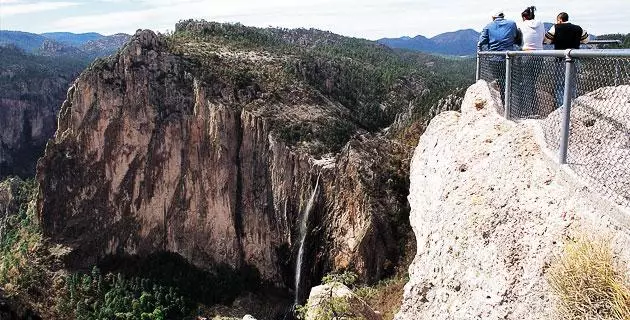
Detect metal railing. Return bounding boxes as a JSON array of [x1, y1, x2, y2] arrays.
[[583, 39, 623, 49], [476, 48, 630, 207]]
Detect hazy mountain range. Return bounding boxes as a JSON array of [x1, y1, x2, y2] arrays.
[[378, 24, 557, 56], [379, 29, 481, 56], [0, 30, 130, 59]]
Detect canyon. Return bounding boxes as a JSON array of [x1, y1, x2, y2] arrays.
[[34, 21, 469, 308]]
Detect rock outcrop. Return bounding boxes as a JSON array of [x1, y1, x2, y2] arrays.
[[36, 25, 418, 294], [396, 81, 630, 319], [0, 178, 21, 218], [305, 282, 381, 320]]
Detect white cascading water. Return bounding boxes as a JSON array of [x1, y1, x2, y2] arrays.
[[294, 175, 320, 304]]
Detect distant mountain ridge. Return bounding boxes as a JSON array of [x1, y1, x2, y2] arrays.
[[378, 29, 481, 56], [40, 32, 104, 46], [0, 30, 130, 58], [379, 24, 561, 56]]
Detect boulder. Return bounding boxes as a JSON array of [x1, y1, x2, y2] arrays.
[[305, 282, 382, 320]]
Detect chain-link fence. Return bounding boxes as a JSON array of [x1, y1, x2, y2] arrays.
[[477, 49, 630, 207]]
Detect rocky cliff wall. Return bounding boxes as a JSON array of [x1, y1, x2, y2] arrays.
[[396, 81, 630, 319], [0, 43, 123, 180], [36, 29, 411, 293], [0, 73, 70, 179]]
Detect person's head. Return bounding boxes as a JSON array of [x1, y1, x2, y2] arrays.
[[522, 6, 536, 21], [557, 12, 569, 23], [491, 10, 504, 20]]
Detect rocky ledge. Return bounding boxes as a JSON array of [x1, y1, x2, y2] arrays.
[[396, 81, 630, 319]]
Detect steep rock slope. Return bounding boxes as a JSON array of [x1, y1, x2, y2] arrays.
[[36, 21, 469, 295], [0, 46, 85, 178], [396, 81, 630, 319], [0, 34, 129, 180]]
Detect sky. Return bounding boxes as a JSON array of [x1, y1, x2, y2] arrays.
[[1, 0, 628, 39]]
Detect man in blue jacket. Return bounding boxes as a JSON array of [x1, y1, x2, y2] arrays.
[[478, 10, 519, 103]]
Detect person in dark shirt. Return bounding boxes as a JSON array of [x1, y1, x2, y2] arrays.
[[544, 12, 589, 106], [544, 12, 589, 49]]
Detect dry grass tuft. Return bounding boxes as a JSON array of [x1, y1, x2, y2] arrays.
[[547, 237, 630, 319]]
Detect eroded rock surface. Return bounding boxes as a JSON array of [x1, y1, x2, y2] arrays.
[[396, 81, 630, 319]]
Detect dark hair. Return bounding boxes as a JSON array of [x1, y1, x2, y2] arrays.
[[558, 12, 569, 22], [522, 6, 536, 20]]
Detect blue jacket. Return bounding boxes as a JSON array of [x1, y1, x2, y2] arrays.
[[478, 18, 519, 51]]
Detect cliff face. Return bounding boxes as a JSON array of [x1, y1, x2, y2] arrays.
[[396, 81, 630, 319], [36, 27, 418, 292], [0, 41, 130, 180], [0, 46, 82, 179]]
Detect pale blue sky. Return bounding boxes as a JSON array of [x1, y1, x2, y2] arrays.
[[1, 0, 628, 39]]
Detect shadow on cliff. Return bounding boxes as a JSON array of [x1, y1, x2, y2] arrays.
[[98, 252, 293, 316]]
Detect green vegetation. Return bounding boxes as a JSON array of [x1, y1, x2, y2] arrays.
[[296, 271, 410, 320], [0, 178, 265, 319], [58, 268, 188, 320], [355, 276, 409, 320], [98, 253, 262, 307], [0, 45, 86, 86], [296, 271, 361, 320], [547, 236, 630, 319], [165, 20, 474, 152], [0, 178, 43, 297]]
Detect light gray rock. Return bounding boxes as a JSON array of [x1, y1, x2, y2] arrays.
[[396, 81, 630, 320], [305, 282, 382, 320], [543, 85, 630, 206], [242, 315, 257, 320]]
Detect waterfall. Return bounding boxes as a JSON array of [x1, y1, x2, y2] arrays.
[[294, 175, 320, 304]]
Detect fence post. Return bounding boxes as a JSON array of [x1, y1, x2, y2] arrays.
[[504, 53, 512, 119], [614, 60, 620, 86], [559, 50, 575, 164], [476, 51, 481, 81]]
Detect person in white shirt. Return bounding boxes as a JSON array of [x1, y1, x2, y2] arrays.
[[516, 6, 545, 116], [518, 6, 545, 50]]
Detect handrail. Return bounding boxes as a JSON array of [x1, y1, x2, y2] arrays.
[[478, 49, 630, 58], [475, 48, 630, 164], [588, 39, 623, 45]]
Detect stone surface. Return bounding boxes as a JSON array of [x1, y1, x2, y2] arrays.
[[396, 80, 630, 320], [543, 85, 630, 206], [305, 282, 382, 320]]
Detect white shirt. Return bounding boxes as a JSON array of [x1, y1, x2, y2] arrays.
[[518, 19, 545, 50]]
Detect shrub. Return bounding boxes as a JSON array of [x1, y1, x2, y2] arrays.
[[322, 271, 358, 288], [0, 178, 43, 296], [58, 267, 189, 320], [547, 236, 630, 319], [296, 272, 361, 320]]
